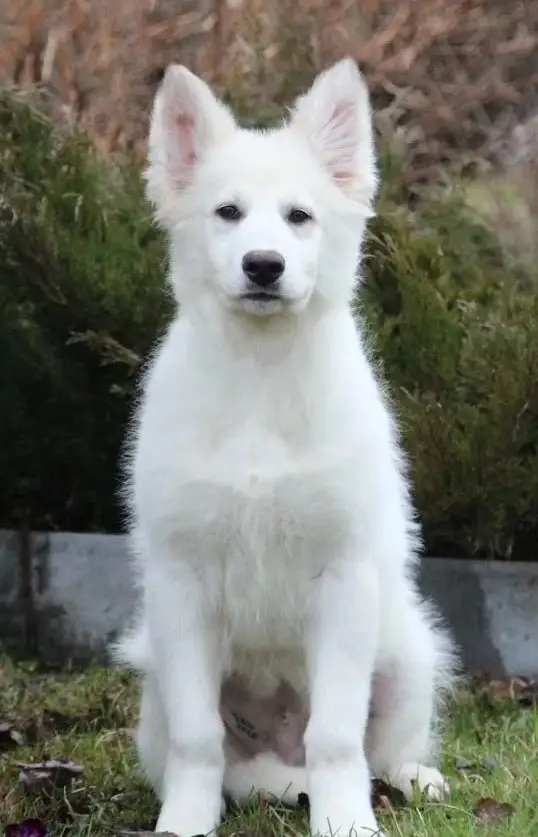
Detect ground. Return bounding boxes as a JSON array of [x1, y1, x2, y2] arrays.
[[1, 654, 537, 836]]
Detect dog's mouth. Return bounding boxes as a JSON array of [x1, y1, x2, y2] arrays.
[[241, 291, 282, 302]]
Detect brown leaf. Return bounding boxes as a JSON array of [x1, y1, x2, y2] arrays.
[[16, 757, 84, 798], [517, 678, 538, 708], [474, 797, 515, 824], [0, 720, 24, 751], [371, 778, 407, 809], [471, 674, 535, 705]]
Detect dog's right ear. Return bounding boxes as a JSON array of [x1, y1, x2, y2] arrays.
[[288, 58, 377, 209], [145, 65, 236, 220]]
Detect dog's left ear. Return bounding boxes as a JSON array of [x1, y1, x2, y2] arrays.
[[289, 59, 377, 208], [145, 65, 237, 224]]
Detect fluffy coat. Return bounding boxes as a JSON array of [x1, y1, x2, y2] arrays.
[[115, 58, 457, 837]]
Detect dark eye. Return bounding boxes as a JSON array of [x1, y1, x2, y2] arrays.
[[287, 208, 313, 225], [216, 203, 243, 222]]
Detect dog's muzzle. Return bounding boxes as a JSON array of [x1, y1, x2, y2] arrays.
[[241, 290, 282, 302]]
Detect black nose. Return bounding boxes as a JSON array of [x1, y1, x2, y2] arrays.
[[242, 250, 285, 287]]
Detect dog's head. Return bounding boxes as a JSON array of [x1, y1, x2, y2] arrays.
[[146, 58, 377, 317]]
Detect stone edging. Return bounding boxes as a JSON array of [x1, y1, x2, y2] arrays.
[[0, 529, 537, 675]]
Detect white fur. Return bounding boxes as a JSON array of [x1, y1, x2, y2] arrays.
[[115, 58, 456, 837]]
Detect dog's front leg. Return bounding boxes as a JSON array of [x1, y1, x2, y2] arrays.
[[145, 559, 225, 837], [305, 561, 383, 837]]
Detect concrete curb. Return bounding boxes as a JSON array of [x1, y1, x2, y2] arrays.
[[1, 529, 537, 675]]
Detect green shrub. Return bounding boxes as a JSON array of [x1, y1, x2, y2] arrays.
[[1, 88, 536, 558], [363, 188, 538, 559], [0, 88, 171, 533]]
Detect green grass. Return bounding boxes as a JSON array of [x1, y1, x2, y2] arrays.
[[1, 655, 537, 836]]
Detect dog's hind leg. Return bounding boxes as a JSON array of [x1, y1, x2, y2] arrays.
[[114, 625, 171, 799], [136, 673, 169, 797], [366, 599, 455, 801]]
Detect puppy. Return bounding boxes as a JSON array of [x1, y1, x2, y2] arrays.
[[116, 57, 456, 837]]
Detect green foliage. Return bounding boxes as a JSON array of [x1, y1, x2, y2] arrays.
[[1, 89, 536, 557], [362, 190, 538, 558], [0, 88, 171, 532]]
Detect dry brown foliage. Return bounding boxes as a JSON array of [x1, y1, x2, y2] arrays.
[[1, 0, 537, 180]]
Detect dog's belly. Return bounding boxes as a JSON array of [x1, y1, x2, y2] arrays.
[[220, 666, 388, 768], [221, 670, 308, 767]]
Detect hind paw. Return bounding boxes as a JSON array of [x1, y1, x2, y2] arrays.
[[385, 762, 449, 801]]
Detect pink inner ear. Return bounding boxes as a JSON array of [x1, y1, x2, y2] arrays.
[[332, 100, 354, 126], [322, 99, 357, 184], [176, 112, 197, 167]]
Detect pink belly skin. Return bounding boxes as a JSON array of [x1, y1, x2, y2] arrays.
[[220, 672, 386, 767]]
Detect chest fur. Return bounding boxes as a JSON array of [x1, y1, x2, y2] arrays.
[[171, 459, 357, 643]]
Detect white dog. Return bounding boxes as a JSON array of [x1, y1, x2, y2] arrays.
[[116, 58, 456, 837]]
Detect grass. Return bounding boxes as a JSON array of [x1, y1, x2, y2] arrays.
[[1, 655, 537, 836]]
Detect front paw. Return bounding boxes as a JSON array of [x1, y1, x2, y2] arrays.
[[156, 799, 221, 836], [386, 762, 449, 801], [308, 756, 385, 837]]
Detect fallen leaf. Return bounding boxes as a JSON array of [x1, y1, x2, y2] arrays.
[[518, 677, 538, 708], [471, 674, 537, 707], [0, 720, 24, 751], [371, 778, 407, 809], [474, 796, 515, 824], [3, 818, 49, 837], [16, 757, 83, 798]]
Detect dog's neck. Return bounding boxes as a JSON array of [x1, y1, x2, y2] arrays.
[[171, 298, 361, 441], [167, 294, 369, 450], [183, 295, 352, 369]]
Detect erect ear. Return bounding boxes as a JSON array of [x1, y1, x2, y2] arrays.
[[288, 58, 378, 209], [145, 64, 236, 221]]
